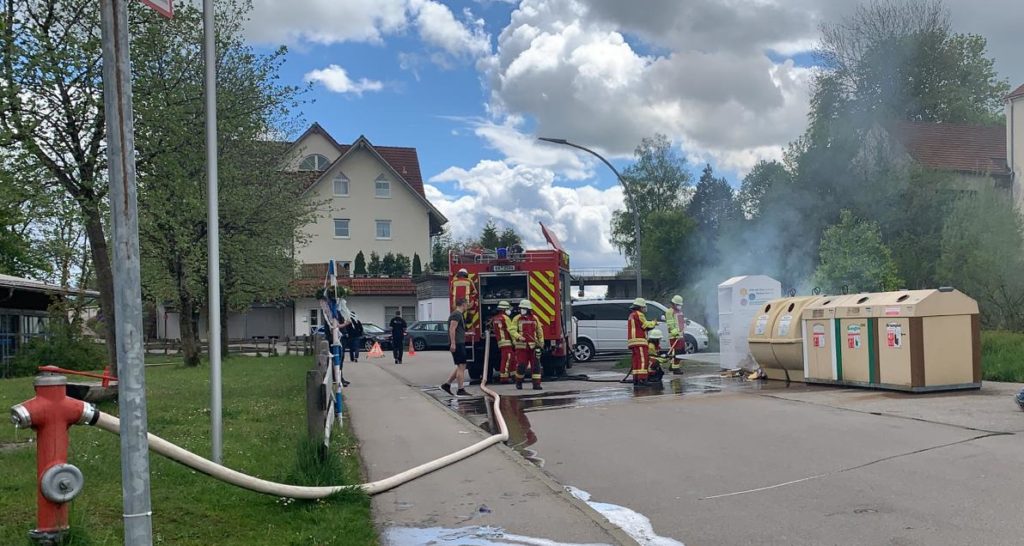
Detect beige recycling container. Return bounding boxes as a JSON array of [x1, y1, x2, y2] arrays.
[[834, 294, 879, 385], [748, 298, 790, 371], [767, 296, 824, 382], [866, 288, 980, 392], [801, 295, 860, 384]]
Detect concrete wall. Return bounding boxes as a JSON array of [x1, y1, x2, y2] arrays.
[[295, 146, 432, 266], [418, 297, 450, 322], [293, 295, 418, 336], [156, 304, 293, 340]]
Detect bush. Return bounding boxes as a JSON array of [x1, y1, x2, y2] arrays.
[[8, 323, 106, 377], [981, 331, 1024, 382]]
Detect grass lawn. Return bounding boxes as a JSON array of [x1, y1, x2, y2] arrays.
[[0, 355, 377, 546], [982, 331, 1024, 382]]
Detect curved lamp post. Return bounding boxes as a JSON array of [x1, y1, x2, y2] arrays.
[[538, 138, 642, 297]]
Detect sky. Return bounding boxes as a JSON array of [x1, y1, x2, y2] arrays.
[[242, 0, 1024, 269]]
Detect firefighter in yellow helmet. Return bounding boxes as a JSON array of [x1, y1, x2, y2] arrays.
[[647, 329, 667, 382], [665, 294, 686, 374], [451, 268, 477, 328], [491, 301, 516, 383], [626, 297, 656, 385], [511, 299, 544, 390]]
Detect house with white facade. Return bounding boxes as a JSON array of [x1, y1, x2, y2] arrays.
[[156, 123, 447, 340]]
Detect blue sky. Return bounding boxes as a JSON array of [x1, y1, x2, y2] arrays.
[[242, 0, 1020, 268]]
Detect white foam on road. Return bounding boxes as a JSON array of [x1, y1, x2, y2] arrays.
[[566, 486, 685, 546], [383, 525, 612, 546]]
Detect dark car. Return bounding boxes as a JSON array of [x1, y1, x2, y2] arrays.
[[407, 321, 451, 351], [361, 322, 391, 350]]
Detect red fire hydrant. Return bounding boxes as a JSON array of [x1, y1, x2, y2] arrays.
[[9, 371, 98, 544]]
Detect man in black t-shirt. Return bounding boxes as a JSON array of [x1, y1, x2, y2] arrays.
[[389, 310, 408, 364], [440, 298, 469, 396]]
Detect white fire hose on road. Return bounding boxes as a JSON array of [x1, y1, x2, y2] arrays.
[[92, 337, 506, 499]]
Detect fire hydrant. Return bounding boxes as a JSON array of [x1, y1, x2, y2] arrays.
[[9, 372, 98, 544]]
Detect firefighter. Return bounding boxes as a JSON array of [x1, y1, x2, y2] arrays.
[[491, 301, 516, 383], [647, 329, 666, 383], [665, 294, 686, 374], [451, 268, 477, 328], [627, 297, 656, 385], [511, 299, 544, 390]]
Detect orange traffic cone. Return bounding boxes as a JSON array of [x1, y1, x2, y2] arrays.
[[408, 337, 416, 356], [368, 342, 385, 358]]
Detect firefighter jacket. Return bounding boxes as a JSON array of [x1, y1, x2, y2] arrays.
[[511, 313, 544, 349], [450, 277, 476, 309], [665, 305, 685, 339], [491, 313, 514, 348], [627, 310, 656, 347]]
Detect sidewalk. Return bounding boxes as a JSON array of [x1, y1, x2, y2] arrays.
[[342, 352, 631, 545]]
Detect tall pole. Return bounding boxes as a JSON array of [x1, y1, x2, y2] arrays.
[[98, 0, 154, 543], [538, 138, 642, 297], [204, 0, 223, 464]]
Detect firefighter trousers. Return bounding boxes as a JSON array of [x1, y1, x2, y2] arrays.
[[630, 344, 649, 383], [498, 346, 516, 383], [669, 337, 685, 370], [515, 347, 542, 385]]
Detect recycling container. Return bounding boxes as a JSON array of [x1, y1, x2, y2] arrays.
[[868, 288, 980, 392], [748, 297, 790, 372], [718, 275, 782, 371], [801, 295, 860, 383], [767, 295, 824, 382]]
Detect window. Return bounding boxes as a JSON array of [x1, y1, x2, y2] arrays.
[[298, 154, 330, 171], [309, 309, 318, 327], [385, 306, 417, 322], [374, 176, 390, 198], [333, 173, 349, 196], [334, 218, 350, 238], [375, 220, 391, 240]]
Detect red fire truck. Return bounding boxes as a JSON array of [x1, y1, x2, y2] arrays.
[[449, 223, 575, 380]]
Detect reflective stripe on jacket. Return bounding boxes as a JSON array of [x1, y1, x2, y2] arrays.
[[511, 314, 543, 349], [492, 313, 513, 347], [666, 305, 685, 339], [627, 310, 655, 347]]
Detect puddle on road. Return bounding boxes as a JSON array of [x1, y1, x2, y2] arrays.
[[566, 487, 685, 546], [383, 525, 612, 546]]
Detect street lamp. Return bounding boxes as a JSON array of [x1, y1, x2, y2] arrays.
[[538, 137, 643, 297]]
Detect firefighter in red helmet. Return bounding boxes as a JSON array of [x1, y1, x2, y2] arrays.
[[627, 297, 656, 385], [511, 299, 544, 390]]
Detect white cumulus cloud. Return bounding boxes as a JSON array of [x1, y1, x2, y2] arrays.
[[304, 65, 384, 96], [409, 0, 492, 59], [245, 0, 408, 45]]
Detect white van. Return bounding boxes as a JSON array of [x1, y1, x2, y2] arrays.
[[570, 299, 710, 362]]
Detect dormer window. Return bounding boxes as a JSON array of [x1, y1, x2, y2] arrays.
[[299, 154, 330, 171], [333, 173, 350, 196], [375, 175, 391, 198]]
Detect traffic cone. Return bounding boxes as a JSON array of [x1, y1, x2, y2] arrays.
[[408, 337, 416, 356], [369, 342, 385, 358]]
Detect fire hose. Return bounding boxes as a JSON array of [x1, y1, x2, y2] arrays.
[[90, 337, 507, 499]]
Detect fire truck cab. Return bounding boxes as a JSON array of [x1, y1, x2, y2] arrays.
[[449, 223, 575, 380]]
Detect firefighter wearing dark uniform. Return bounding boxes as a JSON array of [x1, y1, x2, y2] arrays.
[[511, 299, 544, 390], [451, 268, 477, 329], [627, 297, 656, 385], [666, 294, 686, 374], [491, 300, 516, 383]]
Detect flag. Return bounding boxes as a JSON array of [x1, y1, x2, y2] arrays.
[[328, 259, 337, 288]]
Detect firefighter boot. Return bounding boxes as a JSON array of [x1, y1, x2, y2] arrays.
[[515, 379, 523, 390], [532, 381, 543, 390]]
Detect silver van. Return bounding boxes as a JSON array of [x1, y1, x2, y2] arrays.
[[570, 299, 710, 362]]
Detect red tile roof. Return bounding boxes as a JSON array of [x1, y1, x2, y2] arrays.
[[889, 121, 1009, 176], [293, 264, 415, 296], [329, 144, 425, 198], [1008, 83, 1024, 100]]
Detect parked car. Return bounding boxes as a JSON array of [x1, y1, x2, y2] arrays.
[[361, 323, 391, 350], [407, 321, 453, 351], [570, 299, 710, 363]]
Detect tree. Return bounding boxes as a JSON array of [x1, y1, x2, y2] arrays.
[[937, 190, 1024, 331], [479, 220, 500, 249], [688, 164, 741, 233], [412, 253, 422, 276], [0, 0, 119, 367], [367, 251, 381, 276], [738, 160, 790, 219], [430, 227, 453, 271], [497, 226, 522, 249], [380, 252, 397, 277], [639, 209, 696, 298], [354, 251, 367, 275], [611, 134, 692, 261], [813, 210, 903, 294]]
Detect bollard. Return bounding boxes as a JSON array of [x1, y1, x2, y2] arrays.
[[9, 372, 98, 545]]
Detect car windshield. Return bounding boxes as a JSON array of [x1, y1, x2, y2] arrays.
[[363, 323, 384, 334]]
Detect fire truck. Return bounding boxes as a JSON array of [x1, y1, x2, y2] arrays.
[[449, 223, 575, 380]]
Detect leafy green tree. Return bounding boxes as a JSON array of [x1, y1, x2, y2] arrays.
[[738, 160, 790, 219], [813, 210, 903, 294], [411, 253, 422, 276], [479, 220, 500, 249], [393, 253, 412, 277], [354, 251, 367, 275], [367, 251, 381, 276], [380, 252, 397, 277], [639, 209, 696, 298], [937, 190, 1024, 330], [497, 226, 522, 249], [611, 134, 692, 262], [430, 227, 453, 271]]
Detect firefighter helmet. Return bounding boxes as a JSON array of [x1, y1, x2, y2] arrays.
[[518, 299, 533, 310], [631, 297, 647, 309], [457, 268, 469, 277], [671, 295, 683, 305], [497, 300, 511, 309], [648, 329, 663, 340]]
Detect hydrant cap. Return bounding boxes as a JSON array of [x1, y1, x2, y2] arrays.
[[34, 374, 67, 387], [10, 404, 30, 428]]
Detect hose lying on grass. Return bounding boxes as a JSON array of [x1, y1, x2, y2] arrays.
[[92, 338, 507, 499]]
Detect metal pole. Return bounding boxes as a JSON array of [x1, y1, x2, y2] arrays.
[[537, 138, 643, 296], [204, 0, 223, 464], [98, 0, 154, 543]]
